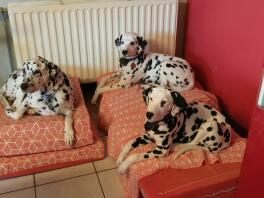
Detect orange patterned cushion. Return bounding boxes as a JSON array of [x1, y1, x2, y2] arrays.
[[0, 78, 94, 156]]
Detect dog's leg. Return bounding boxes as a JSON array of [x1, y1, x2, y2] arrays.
[[91, 78, 129, 104], [5, 98, 28, 120], [97, 72, 121, 89], [173, 120, 219, 160], [91, 73, 122, 104], [0, 89, 12, 110], [12, 90, 26, 110], [116, 134, 153, 166], [63, 109, 74, 146], [117, 135, 172, 174], [96, 72, 120, 89]]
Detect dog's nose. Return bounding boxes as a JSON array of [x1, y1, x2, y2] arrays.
[[130, 41, 135, 46], [20, 83, 28, 91], [146, 111, 154, 119], [122, 50, 128, 55]]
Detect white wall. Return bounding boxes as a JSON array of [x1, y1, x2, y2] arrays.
[[0, 8, 12, 86]]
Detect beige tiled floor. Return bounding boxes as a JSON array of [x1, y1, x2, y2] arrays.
[[0, 84, 125, 198]]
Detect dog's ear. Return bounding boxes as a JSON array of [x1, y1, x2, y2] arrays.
[[137, 36, 148, 49], [115, 35, 122, 47], [171, 91, 187, 109], [46, 62, 62, 84], [142, 87, 152, 105]]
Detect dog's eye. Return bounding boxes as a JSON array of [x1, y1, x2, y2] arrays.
[[121, 41, 124, 44], [160, 100, 166, 107], [150, 97, 153, 101]]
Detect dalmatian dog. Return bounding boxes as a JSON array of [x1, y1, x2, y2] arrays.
[[116, 85, 231, 174], [0, 56, 75, 146], [91, 32, 195, 104]]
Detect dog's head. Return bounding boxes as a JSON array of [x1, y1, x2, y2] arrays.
[[115, 32, 148, 58], [142, 85, 187, 122], [20, 56, 62, 93]]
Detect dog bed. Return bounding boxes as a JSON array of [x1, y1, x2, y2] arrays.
[[0, 78, 104, 179], [97, 74, 246, 198]]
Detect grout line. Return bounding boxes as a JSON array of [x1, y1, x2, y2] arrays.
[[96, 167, 117, 173], [33, 174, 37, 198], [0, 186, 34, 196], [93, 163, 106, 198], [34, 172, 96, 187]]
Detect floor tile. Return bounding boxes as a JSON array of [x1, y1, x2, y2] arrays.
[[94, 156, 117, 172], [0, 188, 35, 198], [0, 175, 34, 194], [98, 169, 125, 198], [35, 162, 95, 185], [36, 174, 104, 198]]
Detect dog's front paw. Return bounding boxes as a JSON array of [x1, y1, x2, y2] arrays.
[[117, 162, 129, 175], [91, 94, 98, 104], [64, 129, 74, 146], [116, 155, 124, 167], [5, 109, 22, 120]]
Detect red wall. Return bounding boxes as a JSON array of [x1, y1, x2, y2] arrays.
[[184, 0, 263, 131]]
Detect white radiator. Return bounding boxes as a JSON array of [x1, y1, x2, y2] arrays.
[[8, 0, 178, 82]]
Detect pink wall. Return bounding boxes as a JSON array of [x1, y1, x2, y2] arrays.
[[184, 0, 263, 131]]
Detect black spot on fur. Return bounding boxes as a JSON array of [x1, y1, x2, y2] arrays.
[[182, 136, 189, 143], [211, 111, 217, 116], [190, 131, 198, 141], [65, 94, 69, 101], [207, 127, 213, 131], [160, 100, 166, 107], [153, 150, 162, 155], [162, 135, 169, 146], [204, 104, 212, 109], [144, 59, 152, 73], [224, 130, 230, 142], [166, 64, 176, 68], [144, 154, 149, 159], [132, 68, 139, 75], [213, 142, 218, 146], [11, 73, 18, 80], [186, 107, 194, 118], [211, 136, 216, 141], [193, 108, 198, 114], [132, 137, 148, 148]]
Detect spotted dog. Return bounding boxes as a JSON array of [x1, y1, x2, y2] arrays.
[[116, 85, 231, 174], [0, 56, 74, 146], [91, 32, 194, 104]]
